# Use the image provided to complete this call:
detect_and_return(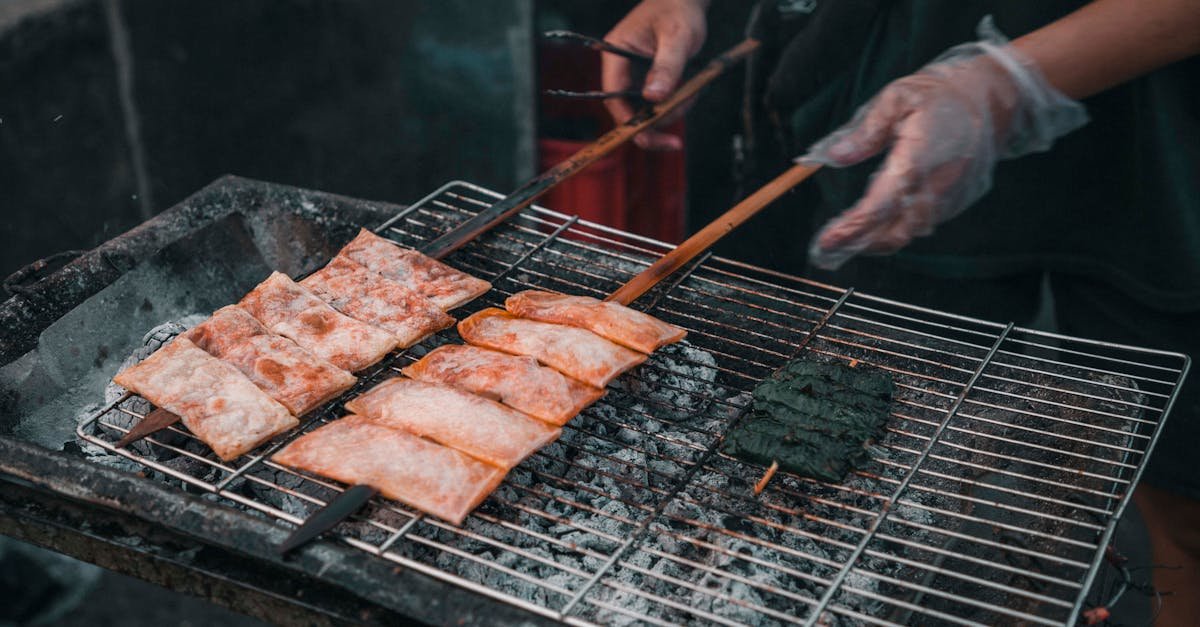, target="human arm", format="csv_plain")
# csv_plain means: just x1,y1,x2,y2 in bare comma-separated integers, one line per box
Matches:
805,0,1200,270
601,0,709,150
